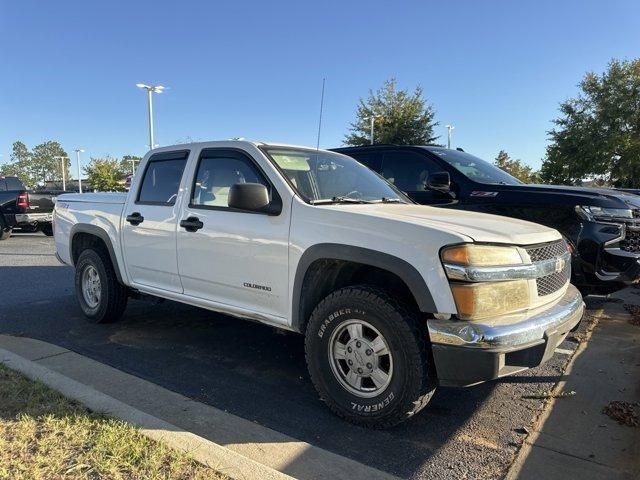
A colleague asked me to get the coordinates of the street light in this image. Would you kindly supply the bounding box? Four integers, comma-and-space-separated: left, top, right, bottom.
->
446, 125, 455, 149
53, 156, 68, 191
136, 83, 165, 150
363, 115, 382, 145
74, 149, 85, 193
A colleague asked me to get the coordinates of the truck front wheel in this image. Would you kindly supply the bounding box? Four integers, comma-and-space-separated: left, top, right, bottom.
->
305, 286, 436, 428
75, 249, 128, 323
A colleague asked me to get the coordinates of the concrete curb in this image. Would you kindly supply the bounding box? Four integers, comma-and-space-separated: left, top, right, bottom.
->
0, 336, 398, 480
0, 346, 292, 480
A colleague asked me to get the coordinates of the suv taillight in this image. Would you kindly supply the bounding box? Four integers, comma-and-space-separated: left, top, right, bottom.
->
17, 191, 29, 209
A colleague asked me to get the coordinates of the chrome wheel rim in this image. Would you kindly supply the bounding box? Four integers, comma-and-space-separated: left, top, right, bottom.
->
82, 265, 101, 308
328, 319, 394, 398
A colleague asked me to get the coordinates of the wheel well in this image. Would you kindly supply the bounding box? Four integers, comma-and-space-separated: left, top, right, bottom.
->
71, 232, 109, 266
298, 259, 420, 333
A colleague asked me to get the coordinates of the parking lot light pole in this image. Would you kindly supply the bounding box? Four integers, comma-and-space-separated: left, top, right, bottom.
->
136, 83, 165, 150
74, 149, 84, 193
364, 115, 382, 145
53, 156, 68, 191
446, 125, 455, 149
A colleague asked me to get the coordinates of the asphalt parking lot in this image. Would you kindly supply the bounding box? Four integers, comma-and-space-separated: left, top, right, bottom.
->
0, 233, 594, 479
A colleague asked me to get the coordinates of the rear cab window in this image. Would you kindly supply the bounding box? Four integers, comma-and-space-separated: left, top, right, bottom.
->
5, 177, 24, 191
136, 151, 189, 205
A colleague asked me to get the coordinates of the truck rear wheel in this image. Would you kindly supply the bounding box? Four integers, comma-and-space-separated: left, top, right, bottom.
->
0, 218, 11, 240
41, 224, 53, 236
75, 249, 128, 323
305, 285, 436, 428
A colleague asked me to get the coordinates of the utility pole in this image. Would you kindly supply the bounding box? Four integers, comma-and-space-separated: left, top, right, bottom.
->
446, 125, 455, 149
74, 149, 84, 193
136, 84, 166, 150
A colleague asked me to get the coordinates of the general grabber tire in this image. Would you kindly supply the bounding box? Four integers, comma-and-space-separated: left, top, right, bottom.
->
305, 285, 436, 428
75, 248, 128, 323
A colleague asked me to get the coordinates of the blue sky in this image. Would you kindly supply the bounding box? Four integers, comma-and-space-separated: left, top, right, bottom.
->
1, 0, 639, 176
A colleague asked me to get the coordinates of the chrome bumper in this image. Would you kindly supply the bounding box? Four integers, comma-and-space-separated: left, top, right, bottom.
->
15, 213, 53, 224
428, 284, 584, 349
427, 284, 585, 387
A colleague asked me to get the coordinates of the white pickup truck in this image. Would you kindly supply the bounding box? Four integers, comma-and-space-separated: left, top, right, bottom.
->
54, 140, 584, 428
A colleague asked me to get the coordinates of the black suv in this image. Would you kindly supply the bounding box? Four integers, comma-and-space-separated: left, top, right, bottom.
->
332, 145, 640, 295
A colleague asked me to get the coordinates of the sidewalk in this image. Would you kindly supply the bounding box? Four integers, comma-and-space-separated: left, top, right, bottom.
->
508, 291, 640, 480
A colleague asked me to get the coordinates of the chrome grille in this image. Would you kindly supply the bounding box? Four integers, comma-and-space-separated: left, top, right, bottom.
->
525, 240, 570, 297
536, 263, 571, 296
633, 209, 640, 219
526, 239, 568, 262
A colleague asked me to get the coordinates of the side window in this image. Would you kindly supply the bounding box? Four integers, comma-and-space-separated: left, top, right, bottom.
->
191, 149, 269, 209
0, 180, 6, 191
6, 177, 23, 190
381, 151, 442, 192
348, 152, 382, 172
137, 151, 189, 205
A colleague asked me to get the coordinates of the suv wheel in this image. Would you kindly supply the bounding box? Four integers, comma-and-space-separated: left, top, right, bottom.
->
75, 249, 128, 323
305, 285, 436, 428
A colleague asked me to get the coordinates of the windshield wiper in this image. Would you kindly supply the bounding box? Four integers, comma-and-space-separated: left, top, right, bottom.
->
310, 196, 374, 205
372, 197, 403, 203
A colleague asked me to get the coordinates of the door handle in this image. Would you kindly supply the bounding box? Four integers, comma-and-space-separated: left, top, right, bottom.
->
180, 216, 204, 232
126, 212, 144, 225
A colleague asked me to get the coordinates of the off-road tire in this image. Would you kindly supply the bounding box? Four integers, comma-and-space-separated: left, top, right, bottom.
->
75, 248, 128, 323
305, 285, 436, 428
41, 224, 54, 236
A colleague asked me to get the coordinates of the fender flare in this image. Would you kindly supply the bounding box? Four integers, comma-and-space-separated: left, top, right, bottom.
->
69, 224, 124, 284
291, 243, 437, 332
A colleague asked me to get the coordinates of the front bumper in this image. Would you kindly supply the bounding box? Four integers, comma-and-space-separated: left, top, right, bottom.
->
427, 284, 584, 387
15, 213, 53, 225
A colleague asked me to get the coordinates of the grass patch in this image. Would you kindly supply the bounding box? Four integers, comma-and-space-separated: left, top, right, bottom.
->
0, 364, 225, 479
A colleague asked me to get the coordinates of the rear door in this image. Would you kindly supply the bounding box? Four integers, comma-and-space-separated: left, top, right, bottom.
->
122, 150, 190, 293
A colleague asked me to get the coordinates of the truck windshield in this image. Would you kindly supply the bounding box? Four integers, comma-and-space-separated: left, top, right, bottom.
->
425, 147, 522, 185
263, 147, 406, 204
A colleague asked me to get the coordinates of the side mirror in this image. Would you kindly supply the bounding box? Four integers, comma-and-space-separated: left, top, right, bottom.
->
228, 183, 281, 215
426, 171, 451, 192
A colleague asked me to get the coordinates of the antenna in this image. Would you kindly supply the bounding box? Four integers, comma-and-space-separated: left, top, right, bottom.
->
316, 77, 326, 150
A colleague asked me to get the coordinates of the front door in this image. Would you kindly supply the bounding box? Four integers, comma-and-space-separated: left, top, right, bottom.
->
176, 148, 290, 320
381, 150, 455, 205
122, 150, 190, 293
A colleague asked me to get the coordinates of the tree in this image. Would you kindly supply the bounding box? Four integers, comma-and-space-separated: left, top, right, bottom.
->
540, 59, 640, 186
0, 140, 70, 188
494, 150, 540, 184
84, 158, 125, 192
345, 79, 439, 146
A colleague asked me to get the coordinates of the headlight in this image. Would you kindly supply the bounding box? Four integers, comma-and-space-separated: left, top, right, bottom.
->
450, 280, 530, 320
441, 244, 524, 266
576, 205, 632, 221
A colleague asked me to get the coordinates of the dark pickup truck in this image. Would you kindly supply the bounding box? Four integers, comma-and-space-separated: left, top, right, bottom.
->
0, 176, 57, 239
333, 145, 640, 295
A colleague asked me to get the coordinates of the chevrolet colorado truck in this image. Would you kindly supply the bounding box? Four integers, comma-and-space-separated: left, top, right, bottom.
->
0, 176, 56, 239
334, 145, 640, 295
54, 141, 584, 427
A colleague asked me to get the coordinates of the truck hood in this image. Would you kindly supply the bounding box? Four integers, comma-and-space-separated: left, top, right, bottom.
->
326, 203, 561, 245
476, 183, 640, 210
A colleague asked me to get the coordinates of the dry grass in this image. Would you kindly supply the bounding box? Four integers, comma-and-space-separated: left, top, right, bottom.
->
0, 364, 225, 479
